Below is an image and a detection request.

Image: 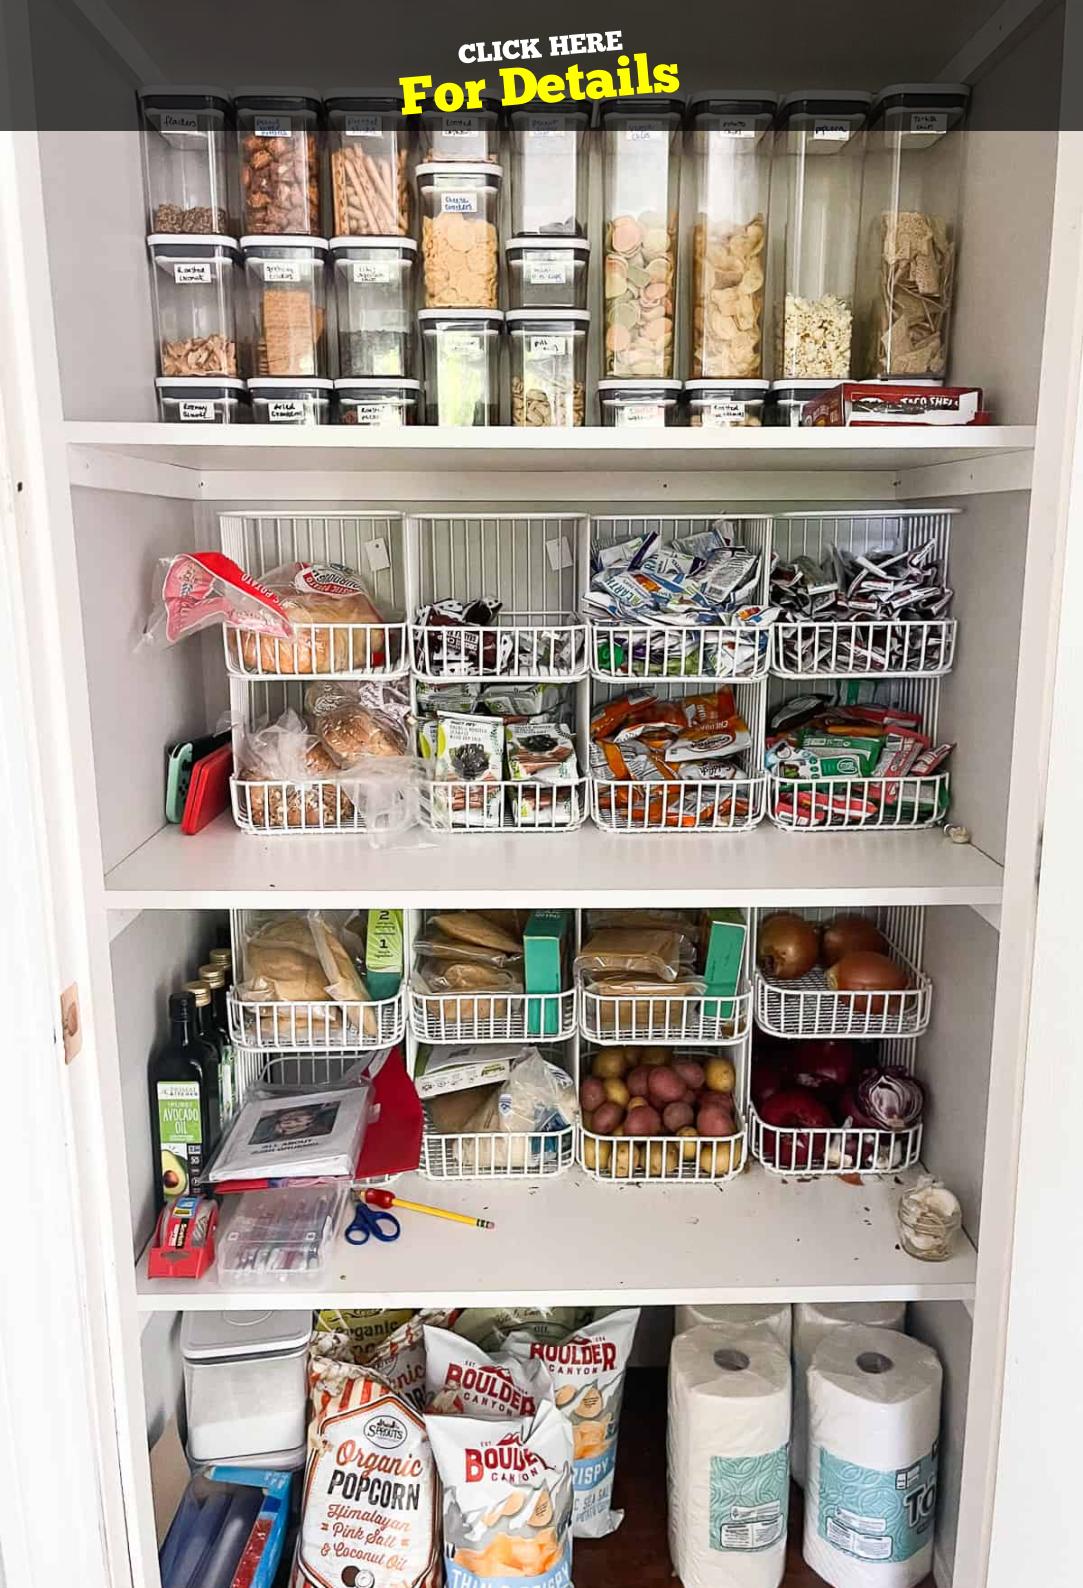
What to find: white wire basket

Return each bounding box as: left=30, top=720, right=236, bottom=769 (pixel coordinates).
left=420, top=1121, right=576, bottom=1180
left=230, top=774, right=417, bottom=836
left=409, top=986, right=578, bottom=1046
left=754, top=906, right=931, bottom=1039
left=412, top=612, right=588, bottom=682
left=578, top=979, right=751, bottom=1045
left=218, top=510, right=408, bottom=680
left=769, top=509, right=957, bottom=681
left=419, top=776, right=589, bottom=834
left=227, top=988, right=406, bottom=1051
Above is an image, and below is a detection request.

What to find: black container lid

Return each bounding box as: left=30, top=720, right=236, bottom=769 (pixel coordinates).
left=871, top=83, right=970, bottom=128
left=599, top=96, right=685, bottom=124
left=776, top=91, right=872, bottom=126
left=138, top=86, right=232, bottom=115
left=687, top=91, right=778, bottom=125
left=506, top=104, right=592, bottom=127
left=234, top=88, right=322, bottom=114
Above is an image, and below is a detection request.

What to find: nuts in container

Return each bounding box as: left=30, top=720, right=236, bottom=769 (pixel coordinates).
left=242, top=237, right=329, bottom=377
left=507, top=310, right=589, bottom=428
left=600, top=99, right=683, bottom=379
left=138, top=89, right=234, bottom=236
left=418, top=163, right=501, bottom=309
left=326, top=93, right=412, bottom=236
left=147, top=235, right=242, bottom=378
left=235, top=91, right=322, bottom=236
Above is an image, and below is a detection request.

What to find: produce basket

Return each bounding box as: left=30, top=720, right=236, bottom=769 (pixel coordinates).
left=420, top=1119, right=576, bottom=1180
left=578, top=979, right=751, bottom=1045
left=408, top=986, right=578, bottom=1046
left=754, top=905, right=931, bottom=1039
left=230, top=773, right=417, bottom=837
left=227, top=987, right=406, bottom=1051
left=224, top=619, right=409, bottom=681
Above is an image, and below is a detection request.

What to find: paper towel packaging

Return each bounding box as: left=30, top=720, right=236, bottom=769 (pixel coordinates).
left=675, top=1303, right=793, bottom=1353
left=791, top=1302, right=907, bottom=1487
left=668, top=1327, right=791, bottom=1588
left=803, top=1326, right=942, bottom=1588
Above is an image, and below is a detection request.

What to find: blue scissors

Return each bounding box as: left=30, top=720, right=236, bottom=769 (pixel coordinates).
left=345, top=1197, right=401, bottom=1245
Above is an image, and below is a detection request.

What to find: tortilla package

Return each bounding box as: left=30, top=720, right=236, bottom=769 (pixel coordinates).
left=424, top=1326, right=552, bottom=1420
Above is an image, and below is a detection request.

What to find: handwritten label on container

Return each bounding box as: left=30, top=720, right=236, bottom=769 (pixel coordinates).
left=527, top=260, right=571, bottom=286
left=262, top=260, right=302, bottom=283
left=440, top=192, right=478, bottom=214
left=178, top=401, right=215, bottom=421
left=267, top=400, right=305, bottom=422
left=173, top=262, right=213, bottom=285
left=345, top=114, right=381, bottom=136
left=254, top=118, right=292, bottom=138
left=351, top=259, right=395, bottom=284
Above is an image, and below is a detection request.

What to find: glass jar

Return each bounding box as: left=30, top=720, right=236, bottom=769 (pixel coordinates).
left=598, top=378, right=681, bottom=428
left=684, top=378, right=769, bottom=427
left=763, top=378, right=842, bottom=426
left=138, top=88, right=234, bottom=235
left=687, top=93, right=776, bottom=379
left=235, top=90, right=322, bottom=236
left=897, top=1177, right=962, bottom=1261
left=507, top=105, right=590, bottom=235
left=242, top=237, right=328, bottom=377
left=419, top=308, right=503, bottom=426
left=334, top=377, right=420, bottom=425
left=147, top=234, right=242, bottom=377
left=330, top=237, right=416, bottom=377
left=421, top=98, right=501, bottom=164
left=505, top=237, right=589, bottom=310
left=325, top=92, right=413, bottom=236
left=249, top=377, right=332, bottom=423
left=854, top=85, right=970, bottom=380
left=600, top=98, right=683, bottom=378
left=155, top=377, right=250, bottom=423
left=417, top=164, right=501, bottom=309
left=507, top=309, right=589, bottom=427
left=770, top=93, right=871, bottom=378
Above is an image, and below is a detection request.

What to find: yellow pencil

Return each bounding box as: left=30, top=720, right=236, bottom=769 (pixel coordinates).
left=364, top=1187, right=494, bottom=1229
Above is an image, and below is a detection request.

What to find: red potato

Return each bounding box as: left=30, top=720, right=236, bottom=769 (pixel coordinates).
left=626, top=1065, right=653, bottom=1098
left=663, top=1101, right=695, bottom=1134
left=697, top=1098, right=737, bottom=1138
left=592, top=1101, right=626, bottom=1136
left=624, top=1103, right=663, bottom=1136
left=579, top=1077, right=607, bottom=1114
left=672, top=1057, right=706, bottom=1091
left=647, top=1066, right=688, bottom=1107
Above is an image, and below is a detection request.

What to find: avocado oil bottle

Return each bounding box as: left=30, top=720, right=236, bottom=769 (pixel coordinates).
left=149, top=991, right=217, bottom=1207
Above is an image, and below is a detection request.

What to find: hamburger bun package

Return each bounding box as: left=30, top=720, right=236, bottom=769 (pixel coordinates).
left=425, top=1402, right=574, bottom=1588
left=424, top=1326, right=552, bottom=1420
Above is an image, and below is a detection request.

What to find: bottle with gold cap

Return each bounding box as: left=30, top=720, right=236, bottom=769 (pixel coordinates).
left=198, top=962, right=234, bottom=1127
left=183, top=980, right=222, bottom=1148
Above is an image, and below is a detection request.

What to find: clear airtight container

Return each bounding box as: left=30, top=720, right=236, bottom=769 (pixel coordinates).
left=506, top=237, right=589, bottom=310
left=598, top=378, right=681, bottom=428
left=854, top=85, right=970, bottom=380
left=147, top=235, right=242, bottom=377
left=684, top=378, right=768, bottom=427
left=156, top=377, right=250, bottom=423
left=243, top=236, right=328, bottom=376
left=507, top=309, right=589, bottom=427
left=771, top=93, right=871, bottom=378
left=249, top=377, right=332, bottom=423
left=235, top=90, right=322, bottom=236
left=335, top=377, right=420, bottom=425
left=687, top=93, right=776, bottom=379
left=507, top=105, right=590, bottom=235
left=763, top=378, right=841, bottom=426
left=138, top=88, right=234, bottom=235
left=421, top=98, right=501, bottom=164
left=600, top=98, right=683, bottom=379
left=330, top=237, right=416, bottom=377
left=325, top=92, right=413, bottom=236
left=417, top=164, right=501, bottom=309
left=419, top=309, right=503, bottom=425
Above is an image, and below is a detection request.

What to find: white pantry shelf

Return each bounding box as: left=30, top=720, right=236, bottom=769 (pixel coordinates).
left=134, top=1165, right=977, bottom=1310
left=103, top=813, right=1004, bottom=909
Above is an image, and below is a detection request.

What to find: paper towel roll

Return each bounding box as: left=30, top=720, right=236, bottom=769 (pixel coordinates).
left=803, top=1326, right=941, bottom=1588
left=675, top=1304, right=793, bottom=1352
left=791, top=1302, right=906, bottom=1487
left=668, top=1326, right=791, bottom=1588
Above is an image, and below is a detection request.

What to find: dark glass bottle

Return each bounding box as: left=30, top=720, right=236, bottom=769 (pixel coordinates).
left=149, top=992, right=217, bottom=1208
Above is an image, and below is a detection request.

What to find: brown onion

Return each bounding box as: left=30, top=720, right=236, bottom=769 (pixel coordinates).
left=820, top=913, right=888, bottom=968
left=757, top=912, right=820, bottom=980
left=825, top=951, right=908, bottom=1015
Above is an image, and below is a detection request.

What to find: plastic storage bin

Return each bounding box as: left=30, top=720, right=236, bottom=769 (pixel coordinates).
left=421, top=98, right=501, bottom=164
left=156, top=377, right=250, bottom=423
left=417, top=164, right=501, bottom=309
left=507, top=105, right=590, bottom=235
left=507, top=309, right=589, bottom=427
left=147, top=234, right=242, bottom=378
left=326, top=91, right=412, bottom=236
left=419, top=309, right=503, bottom=425
left=335, top=377, right=420, bottom=425
left=181, top=1307, right=311, bottom=1463
left=598, top=378, right=681, bottom=427
left=687, top=92, right=776, bottom=378
left=242, top=237, right=328, bottom=376
left=138, top=88, right=234, bottom=235
left=854, top=84, right=970, bottom=380
left=764, top=378, right=841, bottom=426
left=684, top=378, right=769, bottom=427
left=248, top=377, right=332, bottom=423
left=330, top=237, right=416, bottom=377
left=235, top=91, right=322, bottom=236
left=505, top=236, right=589, bottom=309
left=600, top=97, right=683, bottom=379
left=771, top=92, right=871, bottom=378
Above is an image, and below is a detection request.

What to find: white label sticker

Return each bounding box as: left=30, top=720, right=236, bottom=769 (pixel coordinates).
left=262, top=260, right=301, bottom=283
left=350, top=404, right=396, bottom=425
left=267, top=399, right=305, bottom=421
left=443, top=119, right=478, bottom=135
left=910, top=112, right=948, bottom=135
left=253, top=117, right=291, bottom=137
left=627, top=126, right=664, bottom=142
left=160, top=112, right=199, bottom=133
left=178, top=400, right=215, bottom=421
left=351, top=259, right=394, bottom=284
left=364, top=537, right=392, bottom=570
left=173, top=261, right=213, bottom=285
left=345, top=114, right=381, bottom=136
left=700, top=399, right=746, bottom=424
left=440, top=192, right=478, bottom=214
left=527, top=334, right=570, bottom=357
left=716, top=117, right=755, bottom=137
left=523, top=121, right=567, bottom=137
left=812, top=121, right=849, bottom=141
left=545, top=537, right=574, bottom=572
left=526, top=259, right=571, bottom=286
left=441, top=332, right=483, bottom=355
left=618, top=402, right=663, bottom=426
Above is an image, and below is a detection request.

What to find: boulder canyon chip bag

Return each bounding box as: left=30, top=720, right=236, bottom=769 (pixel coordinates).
left=425, top=1402, right=574, bottom=1588
left=424, top=1326, right=552, bottom=1419
left=292, top=1356, right=441, bottom=1588
left=504, top=1307, right=641, bottom=1538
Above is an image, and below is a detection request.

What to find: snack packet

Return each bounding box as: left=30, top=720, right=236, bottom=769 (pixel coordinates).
left=424, top=1326, right=552, bottom=1419
left=144, top=551, right=293, bottom=647
left=453, top=1309, right=594, bottom=1353
left=312, top=1310, right=455, bottom=1414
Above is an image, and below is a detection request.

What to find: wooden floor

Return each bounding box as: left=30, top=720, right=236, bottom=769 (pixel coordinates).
left=575, top=1369, right=935, bottom=1588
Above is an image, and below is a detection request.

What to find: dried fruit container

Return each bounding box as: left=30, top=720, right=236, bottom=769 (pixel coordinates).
left=507, top=309, right=589, bottom=428
left=600, top=97, right=683, bottom=379
left=505, top=236, right=589, bottom=310
left=419, top=309, right=503, bottom=426
left=155, top=377, right=250, bottom=423
left=507, top=105, right=590, bottom=236
left=687, top=92, right=776, bottom=379
left=138, top=88, right=234, bottom=235
left=763, top=378, right=842, bottom=427
left=684, top=378, right=769, bottom=428
left=330, top=237, right=416, bottom=378
left=420, top=98, right=501, bottom=164
left=597, top=378, right=682, bottom=428
left=248, top=377, right=332, bottom=424
left=147, top=234, right=242, bottom=378
left=242, top=236, right=329, bottom=377
left=770, top=93, right=871, bottom=378
left=325, top=91, right=413, bottom=236
left=854, top=84, right=970, bottom=380
left=235, top=91, right=322, bottom=236
left=417, top=164, right=501, bottom=309
left=334, top=377, right=420, bottom=426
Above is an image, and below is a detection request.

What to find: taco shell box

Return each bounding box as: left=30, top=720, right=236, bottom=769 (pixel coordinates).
left=801, top=382, right=987, bottom=426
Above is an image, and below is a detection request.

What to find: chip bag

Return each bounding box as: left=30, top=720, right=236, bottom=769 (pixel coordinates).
left=424, top=1326, right=552, bottom=1419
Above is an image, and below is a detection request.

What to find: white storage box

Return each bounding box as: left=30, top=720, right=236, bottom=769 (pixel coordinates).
left=181, top=1308, right=310, bottom=1464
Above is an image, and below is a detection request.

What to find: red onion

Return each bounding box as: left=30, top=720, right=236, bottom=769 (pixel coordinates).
left=791, top=1040, right=856, bottom=1093
left=853, top=1066, right=924, bottom=1131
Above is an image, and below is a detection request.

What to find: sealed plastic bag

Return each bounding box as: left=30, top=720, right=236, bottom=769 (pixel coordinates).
left=234, top=561, right=388, bottom=675
left=574, top=927, right=691, bottom=983
left=424, top=1326, right=552, bottom=1419
left=143, top=551, right=292, bottom=647
left=498, top=1055, right=577, bottom=1136
left=311, top=1310, right=455, bottom=1414
left=305, top=679, right=410, bottom=766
